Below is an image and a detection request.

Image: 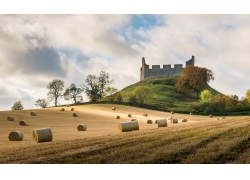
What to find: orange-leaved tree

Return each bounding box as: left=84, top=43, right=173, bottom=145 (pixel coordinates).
left=176, top=66, right=214, bottom=100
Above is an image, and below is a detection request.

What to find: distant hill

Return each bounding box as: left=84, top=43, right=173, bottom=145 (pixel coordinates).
left=104, top=77, right=222, bottom=113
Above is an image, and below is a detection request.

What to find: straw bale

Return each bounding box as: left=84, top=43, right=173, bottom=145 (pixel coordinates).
left=157, top=119, right=167, bottom=127
left=115, top=115, right=120, bottom=119
left=143, top=114, right=148, bottom=117
left=32, top=128, right=52, bottom=143
left=209, top=114, right=213, bottom=118
left=77, top=124, right=87, bottom=131
left=71, top=108, right=74, bottom=111
left=112, top=107, right=116, bottom=110
left=155, top=120, right=158, bottom=124
left=147, top=120, right=153, bottom=124
left=30, top=111, right=36, bottom=116
left=128, top=114, right=132, bottom=117
left=181, top=119, right=188, bottom=122
left=170, top=119, right=178, bottom=123
left=131, top=121, right=139, bottom=130
left=171, top=111, right=174, bottom=114
left=131, top=119, right=137, bottom=121
left=118, top=122, right=132, bottom=132
left=167, top=116, right=173, bottom=120
left=217, top=118, right=220, bottom=120
left=190, top=113, right=192, bottom=115
left=60, top=108, right=65, bottom=111
left=7, top=116, right=14, bottom=121
left=222, top=117, right=226, bottom=119
left=9, top=131, right=23, bottom=141
left=73, top=113, right=78, bottom=117
left=66, top=104, right=70, bottom=107
left=19, top=120, right=26, bottom=126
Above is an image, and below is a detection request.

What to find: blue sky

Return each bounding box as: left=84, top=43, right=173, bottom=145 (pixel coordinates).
left=1, top=12, right=250, bottom=110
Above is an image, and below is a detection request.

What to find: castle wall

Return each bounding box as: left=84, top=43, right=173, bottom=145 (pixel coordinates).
left=140, top=55, right=195, bottom=80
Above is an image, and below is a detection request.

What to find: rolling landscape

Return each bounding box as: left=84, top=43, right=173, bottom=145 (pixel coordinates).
left=1, top=103, right=250, bottom=164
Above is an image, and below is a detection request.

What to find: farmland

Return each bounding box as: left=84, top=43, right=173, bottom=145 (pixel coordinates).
left=0, top=104, right=250, bottom=164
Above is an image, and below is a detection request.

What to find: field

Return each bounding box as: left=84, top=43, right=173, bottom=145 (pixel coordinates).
left=0, top=104, right=250, bottom=164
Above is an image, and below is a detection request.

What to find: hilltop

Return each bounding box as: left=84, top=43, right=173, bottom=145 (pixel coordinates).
left=107, top=77, right=221, bottom=113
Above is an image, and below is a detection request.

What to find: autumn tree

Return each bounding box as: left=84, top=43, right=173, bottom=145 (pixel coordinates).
left=246, top=89, right=250, bottom=103
left=200, top=89, right=213, bottom=102
left=63, top=83, right=83, bottom=104
left=35, top=98, right=49, bottom=108
left=176, top=66, right=214, bottom=99
left=133, top=86, right=152, bottom=105
left=47, top=79, right=64, bottom=106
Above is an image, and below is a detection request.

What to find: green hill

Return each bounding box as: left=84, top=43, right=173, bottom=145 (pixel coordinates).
left=104, top=77, right=221, bottom=113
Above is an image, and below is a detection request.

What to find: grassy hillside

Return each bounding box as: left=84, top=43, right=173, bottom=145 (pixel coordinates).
left=105, top=77, right=221, bottom=113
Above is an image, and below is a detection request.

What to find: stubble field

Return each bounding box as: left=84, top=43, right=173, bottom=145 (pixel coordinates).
left=0, top=104, right=250, bottom=164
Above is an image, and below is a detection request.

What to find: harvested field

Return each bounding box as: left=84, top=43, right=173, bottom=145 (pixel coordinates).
left=0, top=104, right=250, bottom=164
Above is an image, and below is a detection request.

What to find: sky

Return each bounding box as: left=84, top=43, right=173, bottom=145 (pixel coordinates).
left=1, top=1, right=250, bottom=111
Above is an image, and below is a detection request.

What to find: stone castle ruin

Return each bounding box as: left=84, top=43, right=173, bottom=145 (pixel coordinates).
left=140, top=55, right=195, bottom=80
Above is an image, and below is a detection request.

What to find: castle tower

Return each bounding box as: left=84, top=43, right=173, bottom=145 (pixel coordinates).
left=140, top=57, right=145, bottom=81
left=186, top=55, right=195, bottom=66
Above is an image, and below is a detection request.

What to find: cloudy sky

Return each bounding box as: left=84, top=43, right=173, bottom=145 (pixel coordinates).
left=1, top=11, right=250, bottom=110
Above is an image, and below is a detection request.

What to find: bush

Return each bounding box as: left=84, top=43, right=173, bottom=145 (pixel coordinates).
left=116, top=93, right=123, bottom=103
left=128, top=95, right=137, bottom=105
left=11, top=101, right=24, bottom=110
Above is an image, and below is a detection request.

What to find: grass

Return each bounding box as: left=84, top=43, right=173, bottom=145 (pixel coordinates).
left=101, top=77, right=221, bottom=113
left=0, top=104, right=250, bottom=164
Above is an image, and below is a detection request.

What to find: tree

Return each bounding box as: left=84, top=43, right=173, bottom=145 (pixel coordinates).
left=200, top=89, right=213, bottom=102
left=246, top=89, right=250, bottom=103
left=133, top=86, right=152, bottom=105
left=82, top=71, right=114, bottom=101
left=47, top=79, right=64, bottom=106
left=11, top=101, right=24, bottom=110
left=63, top=83, right=83, bottom=104
left=103, top=86, right=119, bottom=102
left=116, top=93, right=123, bottom=103
left=35, top=98, right=49, bottom=108
left=176, top=66, right=214, bottom=99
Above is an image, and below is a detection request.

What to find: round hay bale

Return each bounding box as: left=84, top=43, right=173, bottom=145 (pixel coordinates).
left=30, top=111, right=36, bottom=116
left=147, top=120, right=153, bottom=124
left=19, top=120, right=26, bottom=126
left=209, top=114, right=213, bottom=118
left=167, top=116, right=173, bottom=120
left=157, top=119, right=167, bottom=127
left=171, top=111, right=174, bottom=114
left=181, top=119, right=188, bottom=122
left=60, top=108, right=65, bottom=111
left=128, top=114, right=132, bottom=118
left=155, top=120, right=158, bottom=124
left=131, top=121, right=139, bottom=130
left=222, top=117, right=226, bottom=119
left=118, top=122, right=132, bottom=132
left=112, top=107, right=116, bottom=110
left=71, top=108, right=74, bottom=111
left=131, top=119, right=137, bottom=121
left=143, top=114, right=148, bottom=117
left=7, top=116, right=14, bottom=121
left=73, top=113, right=78, bottom=117
left=77, top=124, right=87, bottom=131
left=66, top=104, right=70, bottom=107
left=190, top=113, right=192, bottom=115
left=115, top=115, right=120, bottom=119
left=9, top=131, right=23, bottom=141
left=170, top=119, right=178, bottom=123
left=216, top=118, right=220, bottom=120
left=32, top=128, right=52, bottom=143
